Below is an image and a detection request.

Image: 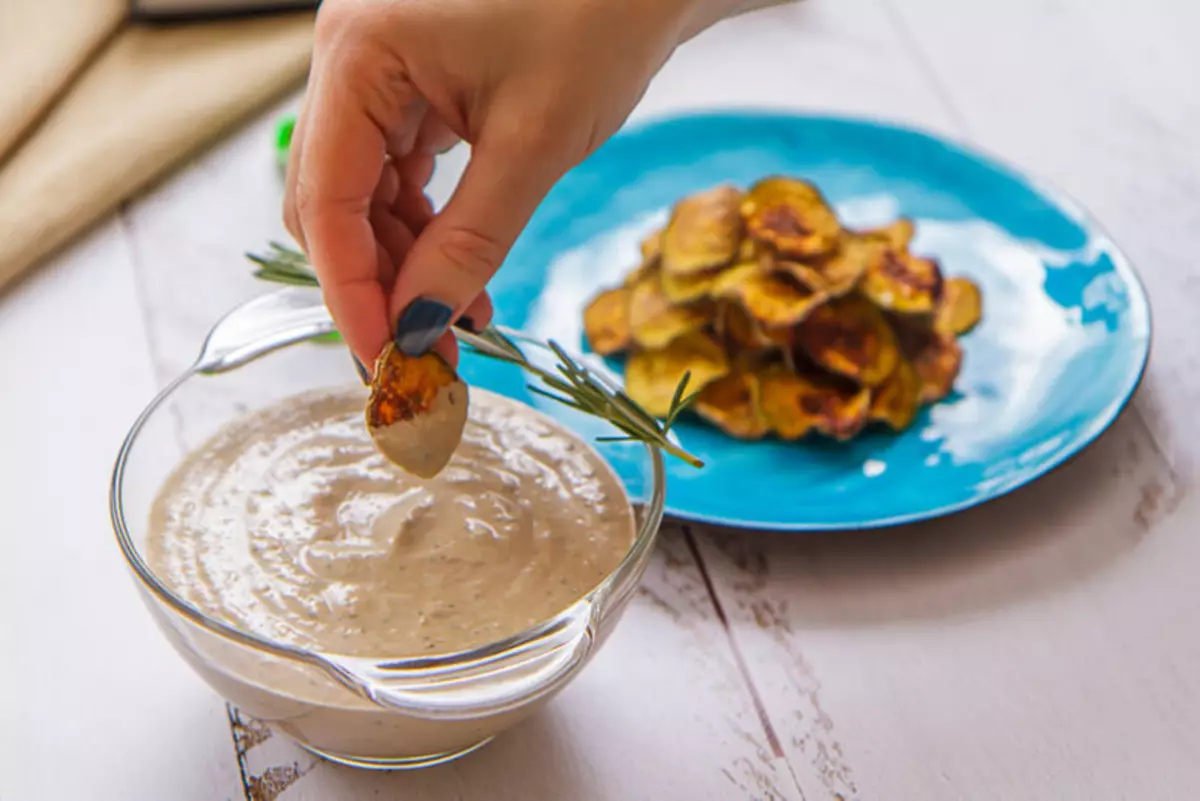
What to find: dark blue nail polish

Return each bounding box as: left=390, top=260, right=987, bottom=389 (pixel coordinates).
left=352, top=355, right=371, bottom=385
left=394, top=298, right=454, bottom=357
left=455, top=315, right=478, bottom=334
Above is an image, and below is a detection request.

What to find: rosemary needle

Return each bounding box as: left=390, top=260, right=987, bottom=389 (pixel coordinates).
left=246, top=243, right=704, bottom=468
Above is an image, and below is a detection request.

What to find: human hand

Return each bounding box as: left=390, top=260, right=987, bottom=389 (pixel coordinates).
left=283, top=0, right=724, bottom=367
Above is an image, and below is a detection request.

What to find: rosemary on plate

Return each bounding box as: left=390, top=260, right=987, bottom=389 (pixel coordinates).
left=247, top=242, right=704, bottom=468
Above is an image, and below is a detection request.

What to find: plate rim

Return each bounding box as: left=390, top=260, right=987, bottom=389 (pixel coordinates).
left=537, top=108, right=1155, bottom=532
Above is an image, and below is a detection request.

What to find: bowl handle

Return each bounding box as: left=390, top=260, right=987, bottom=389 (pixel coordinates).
left=194, top=287, right=333, bottom=374
left=315, top=601, right=597, bottom=721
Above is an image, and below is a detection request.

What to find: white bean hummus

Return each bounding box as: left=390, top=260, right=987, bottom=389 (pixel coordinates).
left=147, top=387, right=636, bottom=658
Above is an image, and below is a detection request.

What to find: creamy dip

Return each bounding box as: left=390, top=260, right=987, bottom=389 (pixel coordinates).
left=146, top=387, right=636, bottom=658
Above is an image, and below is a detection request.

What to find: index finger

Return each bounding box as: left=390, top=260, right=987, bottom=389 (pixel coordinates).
left=293, top=71, right=396, bottom=364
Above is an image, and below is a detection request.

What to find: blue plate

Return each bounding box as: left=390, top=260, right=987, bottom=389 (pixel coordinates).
left=457, top=111, right=1151, bottom=531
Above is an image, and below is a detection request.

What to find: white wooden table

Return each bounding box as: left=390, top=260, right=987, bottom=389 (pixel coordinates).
left=3, top=2, right=1199, bottom=798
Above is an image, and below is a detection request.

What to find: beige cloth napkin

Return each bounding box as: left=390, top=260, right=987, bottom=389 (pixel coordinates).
left=0, top=10, right=313, bottom=295
left=0, top=0, right=126, bottom=160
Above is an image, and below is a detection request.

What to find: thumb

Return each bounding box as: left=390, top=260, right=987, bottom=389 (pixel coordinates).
left=388, top=130, right=567, bottom=361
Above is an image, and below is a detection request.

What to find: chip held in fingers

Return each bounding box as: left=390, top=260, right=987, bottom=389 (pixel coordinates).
left=366, top=342, right=469, bottom=479
left=577, top=175, right=982, bottom=444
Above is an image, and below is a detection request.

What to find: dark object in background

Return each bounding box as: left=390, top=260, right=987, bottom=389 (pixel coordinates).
left=130, top=0, right=319, bottom=21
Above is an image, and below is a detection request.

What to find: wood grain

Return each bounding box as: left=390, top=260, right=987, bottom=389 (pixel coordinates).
left=684, top=2, right=1200, bottom=798
left=0, top=223, right=245, bottom=801
left=4, top=1, right=1200, bottom=798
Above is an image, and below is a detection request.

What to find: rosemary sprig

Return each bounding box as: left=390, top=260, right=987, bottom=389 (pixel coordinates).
left=246, top=243, right=704, bottom=468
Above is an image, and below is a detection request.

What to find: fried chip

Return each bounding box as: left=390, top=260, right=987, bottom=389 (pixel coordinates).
left=661, top=185, right=743, bottom=275
left=366, top=342, right=468, bottom=479
left=624, top=332, right=730, bottom=417
left=741, top=177, right=841, bottom=258
left=718, top=301, right=793, bottom=352
left=869, top=357, right=921, bottom=431
left=640, top=228, right=664, bottom=263
left=861, top=247, right=944, bottom=315
left=774, top=233, right=881, bottom=297
left=912, top=334, right=963, bottom=403
left=737, top=236, right=761, bottom=263
left=661, top=264, right=724, bottom=303
left=892, top=319, right=963, bottom=403
left=759, top=366, right=871, bottom=441
left=582, top=286, right=633, bottom=356
left=694, top=370, right=769, bottom=439
left=582, top=174, right=979, bottom=445
left=623, top=230, right=663, bottom=288
left=628, top=274, right=711, bottom=349
left=863, top=218, right=915, bottom=251
left=713, top=262, right=827, bottom=328
left=623, top=259, right=657, bottom=289
left=795, top=294, right=900, bottom=387
left=935, top=276, right=983, bottom=336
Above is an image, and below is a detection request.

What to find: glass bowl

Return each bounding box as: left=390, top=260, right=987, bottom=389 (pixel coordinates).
left=110, top=288, right=666, bottom=770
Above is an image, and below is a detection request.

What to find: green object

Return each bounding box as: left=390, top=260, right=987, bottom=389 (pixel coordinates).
left=275, top=114, right=296, bottom=170
left=312, top=331, right=343, bottom=344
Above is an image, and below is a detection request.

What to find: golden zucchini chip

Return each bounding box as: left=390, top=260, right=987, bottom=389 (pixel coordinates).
left=912, top=334, right=963, bottom=403
left=623, top=231, right=663, bottom=288
left=863, top=218, right=915, bottom=251
left=741, top=176, right=841, bottom=258
left=367, top=342, right=468, bottom=479
left=718, top=301, right=792, bottom=352
left=935, top=276, right=983, bottom=336
left=661, top=264, right=723, bottom=303
left=623, top=259, right=657, bottom=289
left=759, top=367, right=871, bottom=441
left=628, top=274, right=711, bottom=349
left=869, top=357, right=921, bottom=431
left=893, top=320, right=963, bottom=404
left=624, top=332, right=730, bottom=417
left=795, top=294, right=900, bottom=387
left=737, top=236, right=761, bottom=263
left=713, top=263, right=827, bottom=328
left=774, top=233, right=881, bottom=298
left=662, top=185, right=743, bottom=275
left=640, top=227, right=664, bottom=263
left=694, top=370, right=769, bottom=439
left=582, top=286, right=632, bottom=356
left=861, top=247, right=944, bottom=315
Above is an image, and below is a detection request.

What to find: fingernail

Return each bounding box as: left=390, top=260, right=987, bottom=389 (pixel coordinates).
left=394, top=298, right=454, bottom=357
left=352, top=355, right=371, bottom=385
left=455, top=316, right=478, bottom=334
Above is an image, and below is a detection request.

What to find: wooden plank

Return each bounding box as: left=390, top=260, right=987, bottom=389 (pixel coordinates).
left=686, top=1, right=1200, bottom=799
left=695, top=412, right=1196, bottom=799
left=0, top=222, right=245, bottom=801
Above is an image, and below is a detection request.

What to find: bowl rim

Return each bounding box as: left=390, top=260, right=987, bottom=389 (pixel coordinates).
left=109, top=321, right=667, bottom=713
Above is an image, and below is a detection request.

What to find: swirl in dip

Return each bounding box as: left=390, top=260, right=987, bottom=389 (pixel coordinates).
left=146, top=387, right=637, bottom=659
